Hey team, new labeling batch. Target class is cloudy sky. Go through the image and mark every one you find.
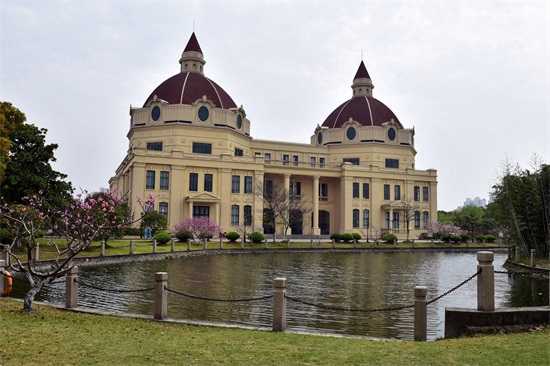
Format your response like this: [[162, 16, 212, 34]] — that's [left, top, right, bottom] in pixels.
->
[[1, 1, 548, 211]]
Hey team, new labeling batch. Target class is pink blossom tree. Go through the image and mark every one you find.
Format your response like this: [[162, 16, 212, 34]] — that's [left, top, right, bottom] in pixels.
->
[[173, 217, 222, 242], [0, 190, 152, 311]]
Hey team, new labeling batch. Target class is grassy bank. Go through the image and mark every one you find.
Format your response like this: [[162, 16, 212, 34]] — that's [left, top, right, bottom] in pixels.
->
[[0, 299, 548, 366]]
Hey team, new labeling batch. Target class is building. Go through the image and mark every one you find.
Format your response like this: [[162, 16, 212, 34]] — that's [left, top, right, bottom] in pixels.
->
[[109, 33, 438, 239]]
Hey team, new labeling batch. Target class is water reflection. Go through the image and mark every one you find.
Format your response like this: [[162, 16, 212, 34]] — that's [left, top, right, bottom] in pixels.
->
[[9, 251, 548, 341]]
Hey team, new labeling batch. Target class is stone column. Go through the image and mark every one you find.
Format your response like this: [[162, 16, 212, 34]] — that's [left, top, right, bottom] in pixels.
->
[[515, 246, 520, 263], [154, 272, 168, 320], [530, 249, 536, 267], [34, 243, 40, 262], [273, 277, 287, 331], [312, 176, 320, 235], [100, 240, 105, 256], [414, 286, 427, 341], [477, 251, 495, 311], [129, 240, 134, 255], [65, 266, 78, 308], [153, 239, 157, 253], [171, 238, 175, 252]]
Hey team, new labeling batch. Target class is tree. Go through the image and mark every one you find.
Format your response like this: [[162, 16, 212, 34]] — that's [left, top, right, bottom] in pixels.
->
[[0, 102, 26, 183], [140, 211, 167, 237], [488, 156, 549, 257], [255, 180, 311, 242], [1, 117, 73, 211], [396, 196, 419, 242], [0, 190, 151, 311], [173, 217, 222, 242]]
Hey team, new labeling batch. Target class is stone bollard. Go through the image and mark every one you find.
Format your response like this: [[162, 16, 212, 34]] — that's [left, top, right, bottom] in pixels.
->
[[1, 251, 8, 267], [332, 239, 335, 248], [353, 239, 357, 249], [153, 239, 157, 254], [129, 240, 134, 255], [264, 239, 268, 249], [273, 277, 287, 331], [310, 239, 313, 248], [414, 286, 428, 342], [515, 246, 520, 263], [100, 240, 105, 256], [477, 251, 495, 311], [154, 272, 168, 320], [530, 249, 536, 267], [287, 240, 290, 249], [412, 240, 415, 248], [0, 260, 5, 295], [171, 238, 175, 252], [187, 239, 191, 251], [34, 243, 40, 262], [66, 266, 78, 308], [204, 238, 207, 250], [241, 239, 244, 249], [219, 238, 223, 250]]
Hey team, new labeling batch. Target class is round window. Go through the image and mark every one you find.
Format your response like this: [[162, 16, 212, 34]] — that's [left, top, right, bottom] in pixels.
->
[[346, 127, 356, 140], [151, 106, 161, 121], [198, 106, 209, 122], [388, 127, 396, 141], [317, 132, 323, 145], [237, 115, 243, 129]]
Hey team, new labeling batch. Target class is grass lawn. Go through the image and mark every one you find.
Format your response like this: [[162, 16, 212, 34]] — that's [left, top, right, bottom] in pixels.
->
[[1, 299, 549, 366]]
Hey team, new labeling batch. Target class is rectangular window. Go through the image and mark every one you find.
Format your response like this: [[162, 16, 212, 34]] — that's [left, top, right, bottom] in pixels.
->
[[290, 181, 301, 197], [319, 157, 326, 167], [423, 211, 429, 228], [393, 212, 400, 229], [283, 154, 289, 165], [244, 205, 252, 226], [320, 182, 328, 200], [146, 170, 155, 190], [231, 205, 239, 226], [310, 157, 316, 167], [204, 174, 213, 192], [384, 184, 390, 200], [192, 142, 212, 154], [244, 176, 252, 194], [362, 183, 370, 199], [414, 186, 420, 201], [423, 186, 429, 201], [385, 159, 399, 168], [159, 202, 168, 218], [394, 185, 401, 201], [265, 153, 271, 164], [232, 175, 240, 193], [264, 179, 273, 195], [189, 173, 198, 192], [352, 182, 359, 198], [160, 171, 169, 190], [235, 148, 243, 156], [293, 155, 299, 166], [363, 209, 370, 228], [193, 206, 209, 218], [385, 212, 391, 229], [414, 211, 421, 229], [147, 142, 163, 151], [352, 209, 360, 228], [343, 158, 360, 165]]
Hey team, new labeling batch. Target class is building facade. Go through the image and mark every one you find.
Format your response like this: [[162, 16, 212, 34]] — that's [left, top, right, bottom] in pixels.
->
[[109, 33, 438, 239]]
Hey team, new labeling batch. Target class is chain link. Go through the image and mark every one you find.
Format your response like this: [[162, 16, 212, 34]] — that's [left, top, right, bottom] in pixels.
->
[[426, 269, 481, 305], [285, 295, 414, 312], [495, 269, 548, 275], [166, 287, 273, 302], [75, 279, 154, 293]]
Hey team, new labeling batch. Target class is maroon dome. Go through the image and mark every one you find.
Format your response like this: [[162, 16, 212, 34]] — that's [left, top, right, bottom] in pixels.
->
[[144, 72, 237, 109], [322, 96, 402, 129]]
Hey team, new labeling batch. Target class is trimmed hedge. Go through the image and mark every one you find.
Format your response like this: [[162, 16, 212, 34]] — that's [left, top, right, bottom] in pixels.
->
[[225, 231, 240, 242], [330, 233, 342, 242], [154, 231, 171, 244], [382, 233, 397, 243], [341, 233, 354, 243], [248, 232, 265, 243], [352, 233, 362, 241], [175, 231, 193, 242]]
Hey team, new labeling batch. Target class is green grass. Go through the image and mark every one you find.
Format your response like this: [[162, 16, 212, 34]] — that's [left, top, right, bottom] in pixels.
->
[[1, 299, 548, 366]]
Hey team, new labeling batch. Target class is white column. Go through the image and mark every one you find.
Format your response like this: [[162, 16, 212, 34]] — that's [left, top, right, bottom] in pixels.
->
[[312, 176, 320, 235]]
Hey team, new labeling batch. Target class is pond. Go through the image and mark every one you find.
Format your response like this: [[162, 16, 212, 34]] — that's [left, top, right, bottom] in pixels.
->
[[9, 251, 549, 341]]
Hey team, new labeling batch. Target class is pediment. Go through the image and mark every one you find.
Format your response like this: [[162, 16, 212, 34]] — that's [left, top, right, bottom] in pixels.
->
[[186, 192, 220, 202]]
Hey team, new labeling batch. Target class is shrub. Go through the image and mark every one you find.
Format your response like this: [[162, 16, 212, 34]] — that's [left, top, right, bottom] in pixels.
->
[[460, 234, 470, 243], [382, 233, 397, 243], [485, 234, 496, 243], [0, 229, 13, 244], [175, 231, 193, 242], [441, 234, 452, 243], [418, 232, 429, 240], [35, 230, 45, 238], [330, 233, 342, 242], [124, 227, 142, 236], [476, 234, 486, 242], [341, 233, 354, 243], [154, 231, 171, 244], [450, 235, 462, 243], [225, 231, 240, 242], [198, 231, 213, 241], [352, 233, 362, 241], [248, 232, 265, 243]]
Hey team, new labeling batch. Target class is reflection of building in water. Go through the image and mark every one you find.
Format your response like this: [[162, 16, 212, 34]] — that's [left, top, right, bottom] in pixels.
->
[[110, 33, 437, 239]]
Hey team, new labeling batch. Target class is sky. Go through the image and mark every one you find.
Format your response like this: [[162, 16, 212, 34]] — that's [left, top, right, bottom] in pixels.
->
[[1, 1, 548, 211]]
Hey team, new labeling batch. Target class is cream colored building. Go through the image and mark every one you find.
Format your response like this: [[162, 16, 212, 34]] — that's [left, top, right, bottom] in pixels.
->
[[110, 33, 437, 239]]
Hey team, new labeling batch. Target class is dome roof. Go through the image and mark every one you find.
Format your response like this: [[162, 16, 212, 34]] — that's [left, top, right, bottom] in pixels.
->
[[322, 61, 402, 129], [322, 96, 401, 128], [143, 72, 237, 109], [143, 33, 237, 109]]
